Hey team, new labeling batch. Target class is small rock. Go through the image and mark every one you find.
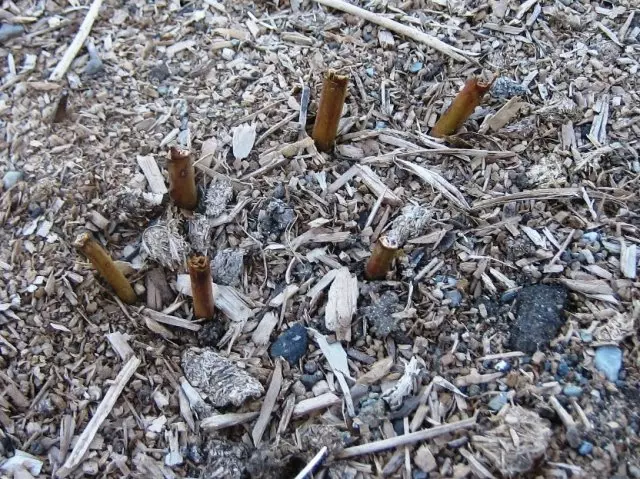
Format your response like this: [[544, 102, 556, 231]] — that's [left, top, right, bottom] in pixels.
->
[[494, 360, 511, 373], [488, 392, 509, 412], [270, 323, 308, 364], [356, 394, 387, 429], [257, 199, 295, 239], [149, 62, 171, 82], [3, 171, 23, 189], [312, 380, 330, 396], [444, 289, 462, 307], [365, 67, 375, 77], [0, 24, 24, 43], [581, 231, 600, 243], [409, 61, 423, 73], [594, 345, 622, 381], [500, 289, 518, 303], [563, 385, 583, 398], [303, 360, 318, 374], [579, 329, 593, 343], [509, 285, 567, 354], [221, 48, 235, 61], [301, 372, 322, 390], [211, 249, 244, 286], [557, 361, 569, 378], [578, 441, 593, 456], [490, 76, 528, 99]]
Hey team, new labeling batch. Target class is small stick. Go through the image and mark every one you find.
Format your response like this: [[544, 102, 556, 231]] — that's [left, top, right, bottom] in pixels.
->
[[312, 70, 349, 152], [49, 0, 103, 81], [338, 416, 476, 458], [313, 0, 475, 62], [431, 77, 495, 138], [57, 356, 140, 477], [75, 232, 137, 304], [293, 446, 328, 479], [167, 146, 198, 210], [365, 236, 398, 280], [188, 256, 215, 319]]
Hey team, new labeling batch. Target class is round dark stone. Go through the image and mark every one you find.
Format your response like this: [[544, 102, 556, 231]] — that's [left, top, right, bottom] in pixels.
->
[[270, 323, 308, 364]]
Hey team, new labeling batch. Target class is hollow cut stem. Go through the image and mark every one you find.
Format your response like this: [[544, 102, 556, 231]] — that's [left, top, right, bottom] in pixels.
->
[[312, 70, 349, 152], [167, 146, 198, 210], [365, 236, 398, 280], [75, 232, 137, 304], [431, 77, 494, 138], [188, 255, 215, 319]]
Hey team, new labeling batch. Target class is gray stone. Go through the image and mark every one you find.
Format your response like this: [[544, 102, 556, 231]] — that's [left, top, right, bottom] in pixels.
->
[[257, 199, 295, 239], [2, 171, 23, 189], [508, 285, 567, 354], [488, 392, 509, 412], [270, 323, 308, 364], [490, 77, 528, 99], [181, 348, 263, 407], [0, 24, 24, 43], [563, 385, 583, 398], [444, 289, 462, 307], [594, 345, 622, 381], [211, 249, 244, 286]]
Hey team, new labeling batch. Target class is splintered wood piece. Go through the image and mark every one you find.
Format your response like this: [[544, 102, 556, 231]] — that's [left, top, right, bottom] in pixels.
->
[[365, 236, 398, 280], [292, 392, 341, 418], [49, 0, 103, 81], [337, 416, 477, 458], [252, 359, 283, 446], [142, 308, 202, 331], [106, 332, 134, 361], [313, 0, 475, 62], [56, 356, 141, 477], [188, 256, 215, 320], [167, 147, 198, 210], [137, 155, 168, 194], [431, 78, 495, 138], [325, 267, 358, 342], [74, 232, 137, 304], [312, 70, 349, 152], [200, 412, 260, 431]]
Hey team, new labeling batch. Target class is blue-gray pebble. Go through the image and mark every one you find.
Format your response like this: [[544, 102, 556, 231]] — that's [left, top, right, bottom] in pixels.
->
[[594, 345, 622, 381], [270, 323, 308, 364]]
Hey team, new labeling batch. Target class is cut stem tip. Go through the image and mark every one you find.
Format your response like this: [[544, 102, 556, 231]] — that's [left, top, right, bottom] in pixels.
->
[[312, 70, 349, 152], [74, 232, 137, 304], [188, 255, 215, 320], [365, 236, 398, 280], [167, 146, 198, 210], [431, 77, 495, 138]]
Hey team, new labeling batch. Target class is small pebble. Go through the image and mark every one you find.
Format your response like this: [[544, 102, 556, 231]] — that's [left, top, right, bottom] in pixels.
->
[[581, 231, 600, 243], [409, 61, 423, 73], [563, 385, 583, 398], [221, 48, 235, 61], [500, 289, 517, 303], [557, 361, 569, 378], [444, 289, 462, 307], [594, 345, 622, 381], [2, 171, 23, 189], [303, 361, 318, 374], [270, 323, 308, 364], [488, 392, 509, 412], [0, 24, 24, 42], [578, 441, 593, 456], [365, 67, 375, 77], [375, 121, 387, 129], [579, 330, 593, 343], [490, 76, 528, 99], [494, 360, 511, 373]]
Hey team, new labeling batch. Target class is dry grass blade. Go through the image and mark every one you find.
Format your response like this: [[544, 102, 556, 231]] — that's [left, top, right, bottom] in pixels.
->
[[396, 159, 470, 210]]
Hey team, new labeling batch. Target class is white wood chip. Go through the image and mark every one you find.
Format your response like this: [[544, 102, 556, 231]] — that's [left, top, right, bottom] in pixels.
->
[[324, 268, 358, 342], [137, 155, 168, 194], [232, 123, 256, 160]]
